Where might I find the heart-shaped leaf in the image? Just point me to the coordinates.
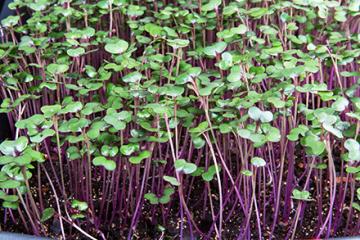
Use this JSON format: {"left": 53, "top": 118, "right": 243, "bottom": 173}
{"left": 201, "top": 0, "right": 221, "bottom": 12}
{"left": 248, "top": 107, "right": 273, "bottom": 123}
{"left": 163, "top": 176, "right": 180, "bottom": 186}
{"left": 251, "top": 157, "right": 266, "bottom": 167}
{"left": 292, "top": 189, "right": 311, "bottom": 201}
{"left": 1, "top": 16, "right": 20, "bottom": 27}
{"left": 41, "top": 104, "right": 62, "bottom": 118}
{"left": 248, "top": 106, "right": 262, "bottom": 121}
{"left": 47, "top": 64, "right": 69, "bottom": 75}
{"left": 71, "top": 200, "right": 88, "bottom": 211}
{"left": 129, "top": 150, "right": 151, "bottom": 164}
{"left": 344, "top": 139, "right": 360, "bottom": 161}
{"left": 144, "top": 23, "right": 163, "bottom": 37}
{"left": 332, "top": 97, "right": 349, "bottom": 112}
{"left": 122, "top": 72, "right": 142, "bottom": 83}
{"left": 167, "top": 39, "right": 190, "bottom": 49}
{"left": 175, "top": 159, "right": 197, "bottom": 174}
{"left": 120, "top": 144, "right": 139, "bottom": 156}
{"left": 202, "top": 165, "right": 221, "bottom": 182}
{"left": 203, "top": 42, "right": 227, "bottom": 57}
{"left": 0, "top": 180, "right": 21, "bottom": 189}
{"left": 104, "top": 109, "right": 132, "bottom": 130}
{"left": 101, "top": 145, "right": 118, "bottom": 157}
{"left": 41, "top": 208, "right": 55, "bottom": 222}
{"left": 0, "top": 137, "right": 28, "bottom": 157}
{"left": 105, "top": 39, "right": 129, "bottom": 54}
{"left": 60, "top": 101, "right": 83, "bottom": 114}
{"left": 144, "top": 193, "right": 159, "bottom": 204}
{"left": 67, "top": 47, "right": 85, "bottom": 57}
{"left": 93, "top": 156, "right": 116, "bottom": 171}
{"left": 303, "top": 135, "right": 325, "bottom": 156}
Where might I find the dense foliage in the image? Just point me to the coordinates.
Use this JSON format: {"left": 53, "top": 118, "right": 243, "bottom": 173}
{"left": 0, "top": 0, "right": 359, "bottom": 239}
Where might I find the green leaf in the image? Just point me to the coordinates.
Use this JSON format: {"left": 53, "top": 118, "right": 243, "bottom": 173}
{"left": 160, "top": 187, "right": 175, "bottom": 204}
{"left": 202, "top": 165, "right": 221, "bottom": 182}
{"left": 120, "top": 144, "right": 139, "bottom": 156}
{"left": 291, "top": 189, "right": 311, "bottom": 201}
{"left": 349, "top": 0, "right": 360, "bottom": 11}
{"left": 231, "top": 25, "right": 247, "bottom": 35}
{"left": 227, "top": 66, "right": 241, "bottom": 82}
{"left": 104, "top": 109, "right": 132, "bottom": 130}
{"left": 260, "top": 111, "right": 273, "bottom": 123}
{"left": 223, "top": 5, "right": 238, "bottom": 16}
{"left": 71, "top": 214, "right": 85, "bottom": 220}
{"left": 0, "top": 137, "right": 28, "bottom": 156}
{"left": 41, "top": 208, "right": 55, "bottom": 222}
{"left": 260, "top": 26, "right": 278, "bottom": 35}
{"left": 167, "top": 39, "right": 189, "bottom": 49}
{"left": 303, "top": 135, "right": 325, "bottom": 156}
{"left": 60, "top": 101, "right": 83, "bottom": 114}
{"left": 332, "top": 97, "right": 349, "bottom": 112}
{"left": 352, "top": 203, "right": 360, "bottom": 212}
{"left": 127, "top": 5, "right": 145, "bottom": 17}
{"left": 1, "top": 15, "right": 20, "bottom": 27}
{"left": 202, "top": 0, "right": 221, "bottom": 12}
{"left": 199, "top": 85, "right": 215, "bottom": 96}
{"left": 105, "top": 39, "right": 129, "bottom": 54}
{"left": 46, "top": 64, "right": 69, "bottom": 75}
{"left": 0, "top": 192, "right": 18, "bottom": 202}
{"left": 203, "top": 42, "right": 227, "bottom": 57}
{"left": 122, "top": 72, "right": 142, "bottom": 83}
{"left": 67, "top": 47, "right": 85, "bottom": 57}
{"left": 25, "top": 148, "right": 45, "bottom": 163}
{"left": 163, "top": 176, "right": 180, "bottom": 186}
{"left": 41, "top": 104, "right": 62, "bottom": 118}
{"left": 66, "top": 146, "right": 81, "bottom": 161}
{"left": 262, "top": 45, "right": 283, "bottom": 55}
{"left": 323, "top": 123, "right": 343, "bottom": 139}
{"left": 248, "top": 7, "right": 268, "bottom": 18}
{"left": 192, "top": 136, "right": 205, "bottom": 149}
{"left": 248, "top": 106, "right": 262, "bottom": 121}
{"left": 71, "top": 200, "right": 88, "bottom": 211}
{"left": 14, "top": 154, "right": 32, "bottom": 166}
{"left": 175, "top": 159, "right": 197, "bottom": 174}
{"left": 315, "top": 163, "right": 327, "bottom": 170}
{"left": 0, "top": 156, "right": 15, "bottom": 165}
{"left": 287, "top": 125, "right": 308, "bottom": 141}
{"left": 101, "top": 145, "right": 118, "bottom": 157}
{"left": 219, "top": 123, "right": 232, "bottom": 134}
{"left": 241, "top": 170, "right": 253, "bottom": 176}
{"left": 129, "top": 150, "right": 151, "bottom": 164}
{"left": 345, "top": 166, "right": 360, "bottom": 174}
{"left": 144, "top": 193, "right": 159, "bottom": 204}
{"left": 0, "top": 180, "right": 21, "bottom": 189}
{"left": 219, "top": 52, "right": 233, "bottom": 69}
{"left": 265, "top": 127, "right": 281, "bottom": 142}
{"left": 164, "top": 85, "right": 184, "bottom": 97}
{"left": 144, "top": 23, "right": 163, "bottom": 37}
{"left": 163, "top": 187, "right": 175, "bottom": 196}
{"left": 28, "top": 0, "right": 48, "bottom": 11}
{"left": 159, "top": 195, "right": 171, "bottom": 204}
{"left": 334, "top": 8, "right": 346, "bottom": 22}
{"left": 248, "top": 107, "right": 273, "bottom": 123}
{"left": 344, "top": 139, "right": 360, "bottom": 161}
{"left": 93, "top": 156, "right": 116, "bottom": 171}
{"left": 251, "top": 157, "right": 266, "bottom": 167}
{"left": 318, "top": 6, "right": 328, "bottom": 19}
{"left": 237, "top": 129, "right": 251, "bottom": 139}
{"left": 2, "top": 201, "right": 18, "bottom": 209}
{"left": 267, "top": 97, "right": 285, "bottom": 108}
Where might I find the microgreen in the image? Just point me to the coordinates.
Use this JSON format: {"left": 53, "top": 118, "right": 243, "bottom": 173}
{"left": 0, "top": 0, "right": 359, "bottom": 239}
